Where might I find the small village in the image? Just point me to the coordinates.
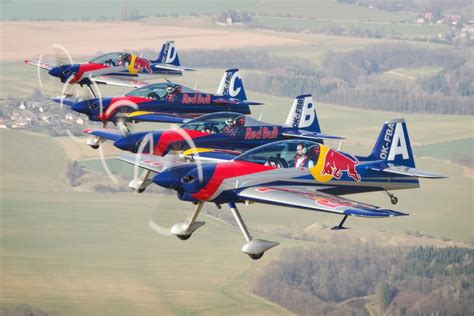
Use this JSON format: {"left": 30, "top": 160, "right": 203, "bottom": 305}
{"left": 0, "top": 93, "right": 89, "bottom": 135}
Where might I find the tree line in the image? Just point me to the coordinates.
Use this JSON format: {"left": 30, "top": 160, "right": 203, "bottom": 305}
{"left": 179, "top": 45, "right": 473, "bottom": 115}
{"left": 253, "top": 245, "right": 474, "bottom": 315}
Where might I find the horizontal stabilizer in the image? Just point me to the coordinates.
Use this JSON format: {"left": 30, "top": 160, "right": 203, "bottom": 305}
{"left": 282, "top": 130, "right": 344, "bottom": 140}
{"left": 241, "top": 101, "right": 264, "bottom": 106}
{"left": 82, "top": 128, "right": 123, "bottom": 141}
{"left": 212, "top": 98, "right": 239, "bottom": 105}
{"left": 153, "top": 63, "right": 194, "bottom": 72}
{"left": 127, "top": 111, "right": 187, "bottom": 124}
{"left": 370, "top": 163, "right": 446, "bottom": 179}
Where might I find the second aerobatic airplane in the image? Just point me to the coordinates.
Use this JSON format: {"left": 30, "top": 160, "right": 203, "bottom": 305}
{"left": 84, "top": 94, "right": 341, "bottom": 157}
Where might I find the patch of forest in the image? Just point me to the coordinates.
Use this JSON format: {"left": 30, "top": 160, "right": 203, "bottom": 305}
{"left": 180, "top": 44, "right": 473, "bottom": 115}
{"left": 253, "top": 245, "right": 474, "bottom": 315}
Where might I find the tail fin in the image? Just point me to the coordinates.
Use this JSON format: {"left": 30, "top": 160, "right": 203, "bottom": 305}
{"left": 216, "top": 69, "right": 247, "bottom": 101}
{"left": 284, "top": 94, "right": 321, "bottom": 133}
{"left": 156, "top": 41, "right": 180, "bottom": 66}
{"left": 367, "top": 118, "right": 415, "bottom": 167}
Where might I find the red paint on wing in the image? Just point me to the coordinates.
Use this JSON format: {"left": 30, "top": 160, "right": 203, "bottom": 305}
{"left": 192, "top": 161, "right": 273, "bottom": 201}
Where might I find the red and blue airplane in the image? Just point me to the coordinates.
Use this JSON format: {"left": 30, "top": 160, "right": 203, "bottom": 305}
{"left": 83, "top": 94, "right": 342, "bottom": 158}
{"left": 25, "top": 40, "right": 192, "bottom": 93}
{"left": 54, "top": 69, "right": 262, "bottom": 136}
{"left": 116, "top": 118, "right": 444, "bottom": 259}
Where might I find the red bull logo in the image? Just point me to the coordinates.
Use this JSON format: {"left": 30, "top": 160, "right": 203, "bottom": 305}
{"left": 182, "top": 93, "right": 211, "bottom": 104}
{"left": 129, "top": 56, "right": 152, "bottom": 74}
{"left": 321, "top": 149, "right": 361, "bottom": 181}
{"left": 244, "top": 127, "right": 278, "bottom": 140}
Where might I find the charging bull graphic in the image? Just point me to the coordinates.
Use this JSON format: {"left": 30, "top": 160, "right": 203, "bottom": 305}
{"left": 321, "top": 149, "right": 361, "bottom": 181}
{"left": 128, "top": 55, "right": 152, "bottom": 74}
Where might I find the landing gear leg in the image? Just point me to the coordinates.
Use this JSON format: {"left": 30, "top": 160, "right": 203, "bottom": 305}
{"left": 129, "top": 170, "right": 152, "bottom": 193}
{"left": 170, "top": 202, "right": 206, "bottom": 240}
{"left": 86, "top": 84, "right": 97, "bottom": 98}
{"left": 228, "top": 202, "right": 279, "bottom": 260}
{"left": 385, "top": 191, "right": 398, "bottom": 205}
{"left": 116, "top": 119, "right": 130, "bottom": 136}
{"left": 86, "top": 136, "right": 102, "bottom": 149}
{"left": 331, "top": 215, "right": 349, "bottom": 230}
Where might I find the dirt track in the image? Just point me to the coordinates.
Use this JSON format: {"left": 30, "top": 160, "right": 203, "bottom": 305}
{"left": 0, "top": 21, "right": 302, "bottom": 61}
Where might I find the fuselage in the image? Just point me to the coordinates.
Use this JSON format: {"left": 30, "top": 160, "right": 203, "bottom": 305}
{"left": 71, "top": 95, "right": 252, "bottom": 123}
{"left": 48, "top": 59, "right": 181, "bottom": 85}
{"left": 155, "top": 156, "right": 420, "bottom": 206}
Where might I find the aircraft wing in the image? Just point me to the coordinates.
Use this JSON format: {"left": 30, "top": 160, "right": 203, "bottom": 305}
{"left": 282, "top": 130, "right": 344, "bottom": 140}
{"left": 51, "top": 97, "right": 76, "bottom": 107}
{"left": 370, "top": 163, "right": 446, "bottom": 179}
{"left": 127, "top": 111, "right": 188, "bottom": 124}
{"left": 91, "top": 75, "right": 149, "bottom": 88}
{"left": 117, "top": 152, "right": 184, "bottom": 174}
{"left": 237, "top": 186, "right": 408, "bottom": 217}
{"left": 180, "top": 148, "right": 241, "bottom": 162}
{"left": 24, "top": 59, "right": 55, "bottom": 70}
{"left": 83, "top": 128, "right": 124, "bottom": 141}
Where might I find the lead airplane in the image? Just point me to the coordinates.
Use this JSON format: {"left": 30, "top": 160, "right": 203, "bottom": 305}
{"left": 25, "top": 40, "right": 192, "bottom": 94}
{"left": 54, "top": 69, "right": 262, "bottom": 139}
{"left": 116, "top": 118, "right": 445, "bottom": 259}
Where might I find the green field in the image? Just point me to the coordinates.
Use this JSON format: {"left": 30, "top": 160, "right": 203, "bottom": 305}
{"left": 251, "top": 16, "right": 450, "bottom": 38}
{"left": 2, "top": 0, "right": 412, "bottom": 22}
{"left": 415, "top": 137, "right": 474, "bottom": 160}
{"left": 1, "top": 0, "right": 260, "bottom": 20}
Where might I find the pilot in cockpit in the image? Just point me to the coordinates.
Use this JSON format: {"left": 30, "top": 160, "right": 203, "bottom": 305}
{"left": 222, "top": 117, "right": 236, "bottom": 135}
{"left": 306, "top": 145, "right": 320, "bottom": 168}
{"left": 117, "top": 54, "right": 130, "bottom": 66}
{"left": 293, "top": 143, "right": 308, "bottom": 168}
{"left": 165, "top": 85, "right": 181, "bottom": 102}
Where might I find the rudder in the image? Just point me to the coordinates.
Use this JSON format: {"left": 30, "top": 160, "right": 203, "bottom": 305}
{"left": 284, "top": 94, "right": 321, "bottom": 133}
{"left": 367, "top": 118, "right": 415, "bottom": 167}
{"left": 156, "top": 41, "right": 180, "bottom": 66}
{"left": 216, "top": 69, "right": 247, "bottom": 101}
